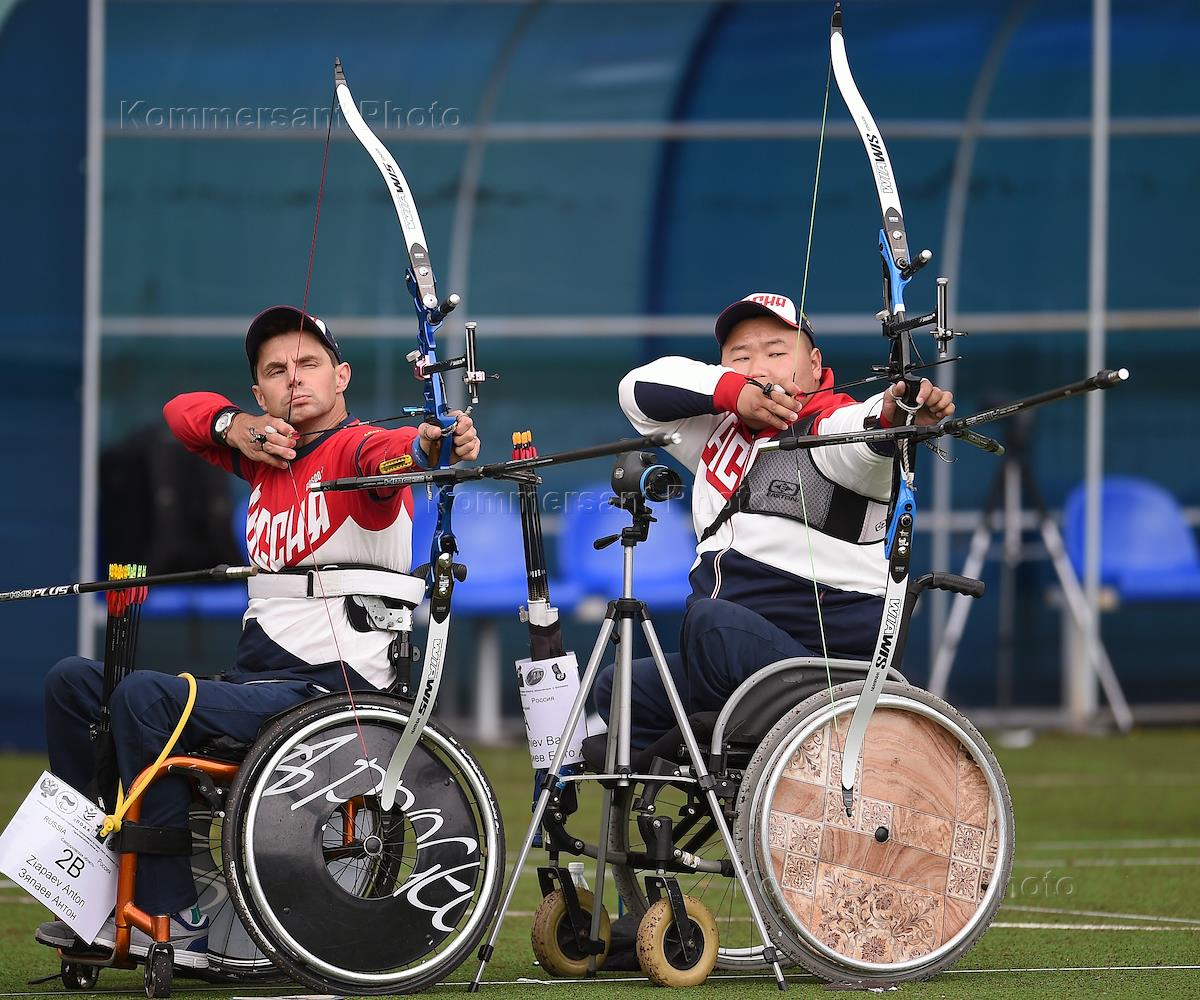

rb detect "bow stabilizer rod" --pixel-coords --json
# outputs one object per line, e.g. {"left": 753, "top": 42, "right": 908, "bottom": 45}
{"left": 759, "top": 369, "right": 1130, "bottom": 456}
{"left": 311, "top": 431, "right": 684, "bottom": 494}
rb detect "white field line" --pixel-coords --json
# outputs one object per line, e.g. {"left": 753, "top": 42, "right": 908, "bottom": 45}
{"left": 1011, "top": 856, "right": 1200, "bottom": 867}
{"left": 484, "top": 966, "right": 1200, "bottom": 986}
{"left": 1011, "top": 774, "right": 1200, "bottom": 787}
{"left": 947, "top": 965, "right": 1200, "bottom": 974}
{"left": 520, "top": 915, "right": 1200, "bottom": 929}
{"left": 1023, "top": 837, "right": 1200, "bottom": 851}
{"left": 992, "top": 921, "right": 1199, "bottom": 931}
{"left": 1004, "top": 904, "right": 1200, "bottom": 926}
{"left": 2, "top": 966, "right": 1200, "bottom": 995}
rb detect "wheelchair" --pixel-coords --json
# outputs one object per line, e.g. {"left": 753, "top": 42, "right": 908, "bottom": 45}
{"left": 477, "top": 467, "right": 1015, "bottom": 989}
{"left": 579, "top": 654, "right": 1013, "bottom": 986}
{"left": 528, "top": 644, "right": 1013, "bottom": 987}
{"left": 48, "top": 690, "right": 505, "bottom": 997}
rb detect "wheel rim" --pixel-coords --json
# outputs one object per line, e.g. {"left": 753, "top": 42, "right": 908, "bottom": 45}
{"left": 553, "top": 906, "right": 589, "bottom": 961}
{"left": 662, "top": 917, "right": 704, "bottom": 971}
{"left": 239, "top": 706, "right": 501, "bottom": 987}
{"left": 190, "top": 808, "right": 273, "bottom": 975}
{"left": 752, "top": 694, "right": 1010, "bottom": 974}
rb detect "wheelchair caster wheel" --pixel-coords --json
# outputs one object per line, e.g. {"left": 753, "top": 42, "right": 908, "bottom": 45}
{"left": 635, "top": 895, "right": 719, "bottom": 987}
{"left": 530, "top": 888, "right": 611, "bottom": 976}
{"left": 60, "top": 961, "right": 100, "bottom": 990}
{"left": 144, "top": 943, "right": 173, "bottom": 998}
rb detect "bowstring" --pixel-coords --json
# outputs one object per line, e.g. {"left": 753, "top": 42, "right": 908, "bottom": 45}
{"left": 791, "top": 49, "right": 844, "bottom": 749}
{"left": 283, "top": 89, "right": 370, "bottom": 763}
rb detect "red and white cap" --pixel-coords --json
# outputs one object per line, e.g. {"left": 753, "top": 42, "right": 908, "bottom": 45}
{"left": 714, "top": 292, "right": 816, "bottom": 346}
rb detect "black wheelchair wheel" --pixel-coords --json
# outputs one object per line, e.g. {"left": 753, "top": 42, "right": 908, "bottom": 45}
{"left": 222, "top": 693, "right": 504, "bottom": 995}
{"left": 734, "top": 681, "right": 1015, "bottom": 986}
{"left": 60, "top": 961, "right": 100, "bottom": 990}
{"left": 187, "top": 806, "right": 280, "bottom": 980}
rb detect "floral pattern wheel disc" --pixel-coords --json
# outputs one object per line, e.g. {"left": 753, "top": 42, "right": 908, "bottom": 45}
{"left": 763, "top": 707, "right": 1001, "bottom": 969}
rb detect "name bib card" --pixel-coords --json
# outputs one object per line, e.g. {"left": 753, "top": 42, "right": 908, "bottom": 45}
{"left": 516, "top": 652, "right": 587, "bottom": 768}
{"left": 0, "top": 772, "right": 118, "bottom": 944}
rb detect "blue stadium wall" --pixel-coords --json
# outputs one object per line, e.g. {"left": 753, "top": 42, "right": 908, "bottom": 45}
{"left": 0, "top": 0, "right": 86, "bottom": 749}
{"left": 1, "top": 1, "right": 1197, "bottom": 750}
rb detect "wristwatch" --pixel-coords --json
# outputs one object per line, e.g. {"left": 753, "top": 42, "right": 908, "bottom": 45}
{"left": 214, "top": 409, "right": 240, "bottom": 446}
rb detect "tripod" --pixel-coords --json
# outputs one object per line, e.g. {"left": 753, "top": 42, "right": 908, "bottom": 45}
{"left": 927, "top": 413, "right": 1132, "bottom": 731}
{"left": 471, "top": 489, "right": 788, "bottom": 990}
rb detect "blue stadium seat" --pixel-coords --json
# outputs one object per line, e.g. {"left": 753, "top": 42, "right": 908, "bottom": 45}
{"left": 412, "top": 482, "right": 580, "bottom": 744}
{"left": 415, "top": 483, "right": 579, "bottom": 615}
{"left": 1063, "top": 476, "right": 1200, "bottom": 603}
{"left": 559, "top": 481, "right": 695, "bottom": 611}
{"left": 141, "top": 494, "right": 251, "bottom": 619}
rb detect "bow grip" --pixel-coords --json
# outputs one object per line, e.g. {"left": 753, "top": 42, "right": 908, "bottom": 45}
{"left": 437, "top": 412, "right": 457, "bottom": 466}
{"left": 915, "top": 572, "right": 985, "bottom": 599}
{"left": 892, "top": 373, "right": 924, "bottom": 413}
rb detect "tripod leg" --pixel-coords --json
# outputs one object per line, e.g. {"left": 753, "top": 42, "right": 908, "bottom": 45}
{"left": 1041, "top": 519, "right": 1133, "bottom": 731}
{"left": 586, "top": 611, "right": 635, "bottom": 974}
{"left": 639, "top": 617, "right": 788, "bottom": 990}
{"left": 470, "top": 614, "right": 617, "bottom": 991}
{"left": 928, "top": 520, "right": 994, "bottom": 697}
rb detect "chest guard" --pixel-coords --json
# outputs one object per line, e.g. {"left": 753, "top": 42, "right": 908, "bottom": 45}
{"left": 700, "top": 414, "right": 890, "bottom": 546}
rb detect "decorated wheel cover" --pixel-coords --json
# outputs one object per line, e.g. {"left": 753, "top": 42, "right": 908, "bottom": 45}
{"left": 758, "top": 701, "right": 1004, "bottom": 971}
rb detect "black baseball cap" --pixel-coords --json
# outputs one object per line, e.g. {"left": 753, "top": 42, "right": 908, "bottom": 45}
{"left": 245, "top": 305, "right": 341, "bottom": 377}
{"left": 714, "top": 292, "right": 817, "bottom": 347}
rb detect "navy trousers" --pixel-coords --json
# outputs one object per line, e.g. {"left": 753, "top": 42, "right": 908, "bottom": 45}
{"left": 593, "top": 598, "right": 819, "bottom": 751}
{"left": 44, "top": 657, "right": 318, "bottom": 914}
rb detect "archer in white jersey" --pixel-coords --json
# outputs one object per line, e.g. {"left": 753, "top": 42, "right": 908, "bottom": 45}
{"left": 594, "top": 292, "right": 955, "bottom": 749}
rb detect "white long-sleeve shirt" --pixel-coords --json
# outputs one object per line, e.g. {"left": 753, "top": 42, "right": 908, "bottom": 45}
{"left": 619, "top": 357, "right": 893, "bottom": 658}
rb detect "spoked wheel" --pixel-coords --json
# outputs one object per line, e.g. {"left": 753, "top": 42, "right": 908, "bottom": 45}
{"left": 635, "top": 894, "right": 719, "bottom": 987}
{"left": 222, "top": 693, "right": 504, "bottom": 995}
{"left": 187, "top": 806, "right": 278, "bottom": 980}
{"left": 609, "top": 779, "right": 768, "bottom": 969}
{"left": 530, "top": 888, "right": 611, "bottom": 976}
{"left": 734, "top": 682, "right": 1014, "bottom": 986}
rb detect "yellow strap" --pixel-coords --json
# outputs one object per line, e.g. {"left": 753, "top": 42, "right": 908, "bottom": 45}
{"left": 98, "top": 672, "right": 198, "bottom": 839}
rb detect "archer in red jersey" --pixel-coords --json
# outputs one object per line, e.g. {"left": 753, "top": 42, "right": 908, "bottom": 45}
{"left": 38, "top": 306, "right": 479, "bottom": 966}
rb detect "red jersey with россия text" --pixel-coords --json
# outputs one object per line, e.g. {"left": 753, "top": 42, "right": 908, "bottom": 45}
{"left": 163, "top": 391, "right": 427, "bottom": 689}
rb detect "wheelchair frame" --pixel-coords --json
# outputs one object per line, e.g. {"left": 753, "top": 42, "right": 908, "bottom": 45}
{"left": 49, "top": 755, "right": 239, "bottom": 995}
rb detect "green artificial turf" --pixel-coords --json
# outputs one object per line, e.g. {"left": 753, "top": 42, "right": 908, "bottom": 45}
{"left": 1, "top": 728, "right": 1197, "bottom": 998}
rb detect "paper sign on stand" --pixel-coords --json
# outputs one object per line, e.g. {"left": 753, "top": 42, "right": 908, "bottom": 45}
{"left": 516, "top": 652, "right": 588, "bottom": 768}
{"left": 0, "top": 772, "right": 118, "bottom": 944}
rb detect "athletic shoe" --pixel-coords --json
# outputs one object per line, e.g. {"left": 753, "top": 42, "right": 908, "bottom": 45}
{"left": 91, "top": 906, "right": 210, "bottom": 969}
{"left": 35, "top": 919, "right": 108, "bottom": 954}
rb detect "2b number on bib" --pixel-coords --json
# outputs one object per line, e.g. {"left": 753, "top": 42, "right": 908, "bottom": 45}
{"left": 55, "top": 848, "right": 86, "bottom": 879}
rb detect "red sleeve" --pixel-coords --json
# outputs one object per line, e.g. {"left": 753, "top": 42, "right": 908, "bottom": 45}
{"left": 712, "top": 371, "right": 748, "bottom": 414}
{"left": 163, "top": 392, "right": 244, "bottom": 479}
